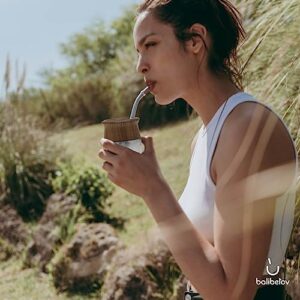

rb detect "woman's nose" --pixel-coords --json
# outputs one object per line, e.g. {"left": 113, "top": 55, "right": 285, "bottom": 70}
{"left": 136, "top": 56, "right": 149, "bottom": 74}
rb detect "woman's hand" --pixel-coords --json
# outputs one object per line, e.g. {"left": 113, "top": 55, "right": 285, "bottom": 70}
{"left": 98, "top": 136, "right": 167, "bottom": 199}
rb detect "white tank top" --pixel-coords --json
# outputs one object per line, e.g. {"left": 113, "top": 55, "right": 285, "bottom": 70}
{"left": 179, "top": 92, "right": 298, "bottom": 275}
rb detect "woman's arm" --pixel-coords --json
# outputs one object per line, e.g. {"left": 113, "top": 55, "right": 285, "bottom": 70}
{"left": 99, "top": 137, "right": 237, "bottom": 299}
{"left": 210, "top": 103, "right": 296, "bottom": 299}
{"left": 143, "top": 182, "right": 230, "bottom": 299}
{"left": 99, "top": 104, "right": 296, "bottom": 300}
{"left": 144, "top": 108, "right": 295, "bottom": 300}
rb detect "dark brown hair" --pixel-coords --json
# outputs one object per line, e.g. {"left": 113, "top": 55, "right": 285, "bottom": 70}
{"left": 137, "top": 0, "right": 246, "bottom": 89}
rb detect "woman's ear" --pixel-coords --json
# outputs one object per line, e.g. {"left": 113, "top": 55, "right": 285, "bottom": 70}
{"left": 186, "top": 23, "right": 207, "bottom": 54}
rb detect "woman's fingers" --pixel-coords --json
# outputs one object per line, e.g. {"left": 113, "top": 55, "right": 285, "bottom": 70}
{"left": 102, "top": 161, "right": 113, "bottom": 173}
{"left": 141, "top": 136, "right": 154, "bottom": 154}
{"left": 98, "top": 148, "right": 117, "bottom": 164}
{"left": 100, "top": 138, "right": 125, "bottom": 155}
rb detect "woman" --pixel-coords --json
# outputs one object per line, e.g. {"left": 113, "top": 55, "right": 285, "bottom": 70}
{"left": 98, "top": 0, "right": 298, "bottom": 299}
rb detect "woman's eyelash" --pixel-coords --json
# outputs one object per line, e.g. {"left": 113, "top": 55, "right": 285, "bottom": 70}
{"left": 145, "top": 42, "right": 157, "bottom": 48}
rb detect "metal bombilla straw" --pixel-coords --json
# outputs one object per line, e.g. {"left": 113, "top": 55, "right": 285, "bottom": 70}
{"left": 129, "top": 86, "right": 150, "bottom": 119}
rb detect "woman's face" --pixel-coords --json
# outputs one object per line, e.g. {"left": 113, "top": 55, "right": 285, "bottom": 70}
{"left": 133, "top": 11, "right": 199, "bottom": 105}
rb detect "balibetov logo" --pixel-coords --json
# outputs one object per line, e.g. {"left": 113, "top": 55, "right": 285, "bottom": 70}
{"left": 256, "top": 258, "right": 290, "bottom": 286}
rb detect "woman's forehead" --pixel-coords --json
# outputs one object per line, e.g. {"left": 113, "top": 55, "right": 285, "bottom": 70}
{"left": 134, "top": 12, "right": 157, "bottom": 36}
{"left": 133, "top": 11, "right": 171, "bottom": 44}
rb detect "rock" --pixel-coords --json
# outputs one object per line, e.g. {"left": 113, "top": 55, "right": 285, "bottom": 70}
{"left": 101, "top": 237, "right": 184, "bottom": 300}
{"left": 24, "top": 193, "right": 78, "bottom": 271}
{"left": 38, "top": 193, "right": 78, "bottom": 225}
{"left": 101, "top": 252, "right": 156, "bottom": 300}
{"left": 51, "top": 223, "right": 123, "bottom": 293}
{"left": 0, "top": 204, "right": 29, "bottom": 254}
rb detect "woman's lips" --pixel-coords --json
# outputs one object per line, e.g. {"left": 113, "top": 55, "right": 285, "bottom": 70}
{"left": 146, "top": 81, "right": 157, "bottom": 92}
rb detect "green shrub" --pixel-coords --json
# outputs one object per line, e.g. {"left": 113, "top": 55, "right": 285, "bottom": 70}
{"left": 51, "top": 162, "right": 122, "bottom": 226}
{"left": 0, "top": 238, "right": 15, "bottom": 262}
{"left": 51, "top": 204, "right": 84, "bottom": 247}
{"left": 146, "top": 255, "right": 182, "bottom": 299}
{"left": 0, "top": 105, "right": 63, "bottom": 221}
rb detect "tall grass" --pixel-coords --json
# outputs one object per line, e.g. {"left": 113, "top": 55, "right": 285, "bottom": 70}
{"left": 0, "top": 57, "right": 65, "bottom": 221}
{"left": 0, "top": 104, "right": 64, "bottom": 221}
{"left": 240, "top": 0, "right": 300, "bottom": 143}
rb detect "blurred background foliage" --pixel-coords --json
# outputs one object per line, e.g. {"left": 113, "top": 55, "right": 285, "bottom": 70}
{"left": 2, "top": 4, "right": 191, "bottom": 130}
{"left": 2, "top": 1, "right": 298, "bottom": 134}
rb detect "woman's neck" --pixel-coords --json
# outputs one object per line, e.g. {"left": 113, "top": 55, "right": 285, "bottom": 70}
{"left": 184, "top": 72, "right": 241, "bottom": 126}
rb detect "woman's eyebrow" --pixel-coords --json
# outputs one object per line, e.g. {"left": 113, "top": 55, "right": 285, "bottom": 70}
{"left": 136, "top": 32, "right": 158, "bottom": 50}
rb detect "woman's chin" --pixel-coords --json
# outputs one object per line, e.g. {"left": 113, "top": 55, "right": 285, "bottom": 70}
{"left": 154, "top": 95, "right": 176, "bottom": 106}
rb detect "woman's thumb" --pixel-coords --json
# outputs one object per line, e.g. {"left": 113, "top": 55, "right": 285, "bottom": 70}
{"left": 141, "top": 136, "right": 154, "bottom": 153}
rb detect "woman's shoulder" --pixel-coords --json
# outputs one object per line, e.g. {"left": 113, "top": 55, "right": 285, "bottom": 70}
{"left": 223, "top": 99, "right": 293, "bottom": 144}
{"left": 214, "top": 99, "right": 297, "bottom": 185}
{"left": 231, "top": 100, "right": 294, "bottom": 152}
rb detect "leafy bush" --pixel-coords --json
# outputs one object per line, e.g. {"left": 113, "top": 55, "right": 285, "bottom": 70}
{"left": 51, "top": 162, "right": 122, "bottom": 226}
{"left": 0, "top": 105, "right": 63, "bottom": 221}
